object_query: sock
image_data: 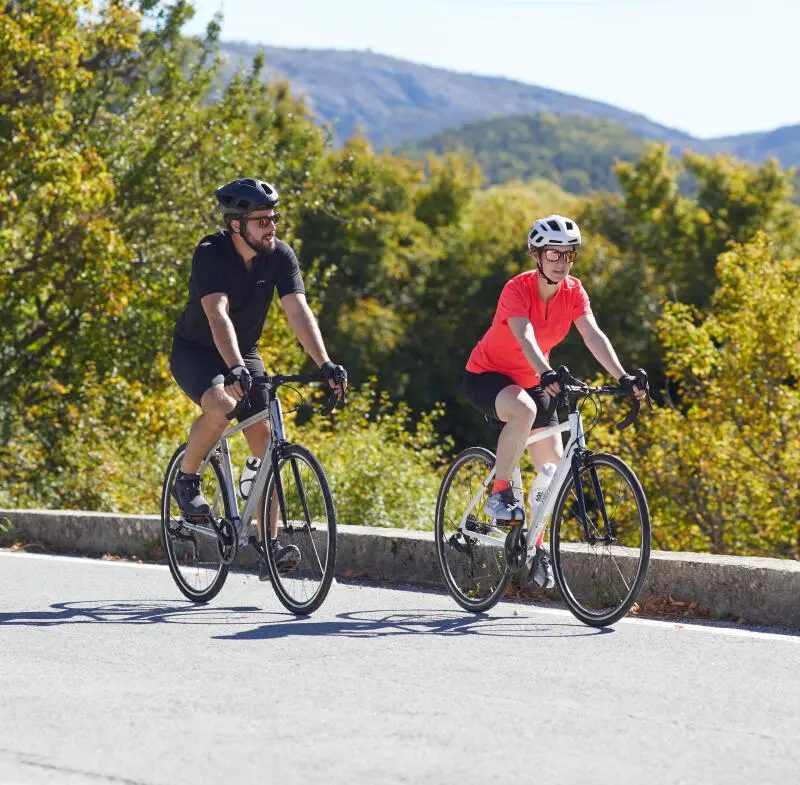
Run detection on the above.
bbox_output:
[492,479,510,494]
[536,531,545,548]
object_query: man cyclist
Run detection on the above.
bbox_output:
[170,177,347,579]
[463,214,645,589]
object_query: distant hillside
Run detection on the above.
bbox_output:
[214,42,800,178]
[399,113,647,193]
[217,42,705,151]
[711,124,800,169]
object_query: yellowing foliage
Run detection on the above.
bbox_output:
[591,235,800,556]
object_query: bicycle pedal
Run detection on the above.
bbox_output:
[182,513,211,523]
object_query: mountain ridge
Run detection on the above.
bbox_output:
[215,42,800,168]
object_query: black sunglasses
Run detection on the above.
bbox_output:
[245,212,280,228]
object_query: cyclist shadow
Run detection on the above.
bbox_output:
[0,599,264,627]
[213,608,613,641]
[0,602,611,639]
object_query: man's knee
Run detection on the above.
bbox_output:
[200,385,237,422]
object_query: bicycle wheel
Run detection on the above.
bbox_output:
[435,447,512,613]
[550,452,650,627]
[262,444,336,615]
[160,443,232,603]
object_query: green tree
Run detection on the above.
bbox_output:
[0,0,329,508]
[577,144,800,391]
[590,234,800,556]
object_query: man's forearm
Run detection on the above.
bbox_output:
[208,314,244,368]
[286,305,329,367]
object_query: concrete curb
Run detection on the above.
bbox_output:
[2,508,799,630]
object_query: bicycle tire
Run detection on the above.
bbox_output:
[160,443,231,603]
[550,452,650,627]
[262,444,337,615]
[435,446,512,613]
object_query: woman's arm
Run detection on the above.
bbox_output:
[507,317,551,375]
[574,313,626,379]
[507,316,560,395]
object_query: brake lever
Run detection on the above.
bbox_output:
[635,368,654,411]
[321,392,339,416]
[224,393,250,421]
[615,397,640,431]
[616,367,652,430]
[321,370,348,416]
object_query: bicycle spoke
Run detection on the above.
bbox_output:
[160,445,231,603]
[552,453,650,626]
[264,446,336,615]
[435,447,511,612]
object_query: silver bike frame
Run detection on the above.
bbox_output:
[182,393,286,546]
[455,408,588,554]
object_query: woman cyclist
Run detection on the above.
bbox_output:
[463,214,645,588]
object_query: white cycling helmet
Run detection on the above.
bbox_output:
[527,215,582,250]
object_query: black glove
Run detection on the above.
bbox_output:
[321,361,347,384]
[224,365,252,394]
[539,369,559,388]
[618,373,638,391]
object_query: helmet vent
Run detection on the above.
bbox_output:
[527,214,581,250]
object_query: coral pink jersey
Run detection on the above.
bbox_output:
[466,270,592,387]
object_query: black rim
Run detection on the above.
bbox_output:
[263,446,336,614]
[160,445,230,602]
[552,454,650,626]
[435,448,511,612]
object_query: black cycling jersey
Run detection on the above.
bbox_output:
[173,231,305,351]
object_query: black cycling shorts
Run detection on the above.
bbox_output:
[463,370,558,429]
[169,336,269,422]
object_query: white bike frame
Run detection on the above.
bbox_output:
[455,407,588,559]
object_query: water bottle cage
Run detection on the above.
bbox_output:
[239,457,262,499]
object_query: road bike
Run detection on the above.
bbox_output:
[435,366,652,627]
[160,370,344,615]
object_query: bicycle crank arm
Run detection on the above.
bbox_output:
[456,523,509,548]
[178,518,221,540]
[504,526,526,570]
[248,535,268,562]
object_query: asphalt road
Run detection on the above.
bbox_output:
[1,551,799,785]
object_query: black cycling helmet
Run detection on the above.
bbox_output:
[214,178,279,224]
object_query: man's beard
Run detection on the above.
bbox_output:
[243,227,274,254]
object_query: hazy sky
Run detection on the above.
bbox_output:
[181,0,798,140]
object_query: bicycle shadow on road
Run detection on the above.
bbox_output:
[213,608,613,641]
[0,601,612,640]
[0,599,266,627]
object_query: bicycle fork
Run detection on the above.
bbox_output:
[570,449,615,545]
